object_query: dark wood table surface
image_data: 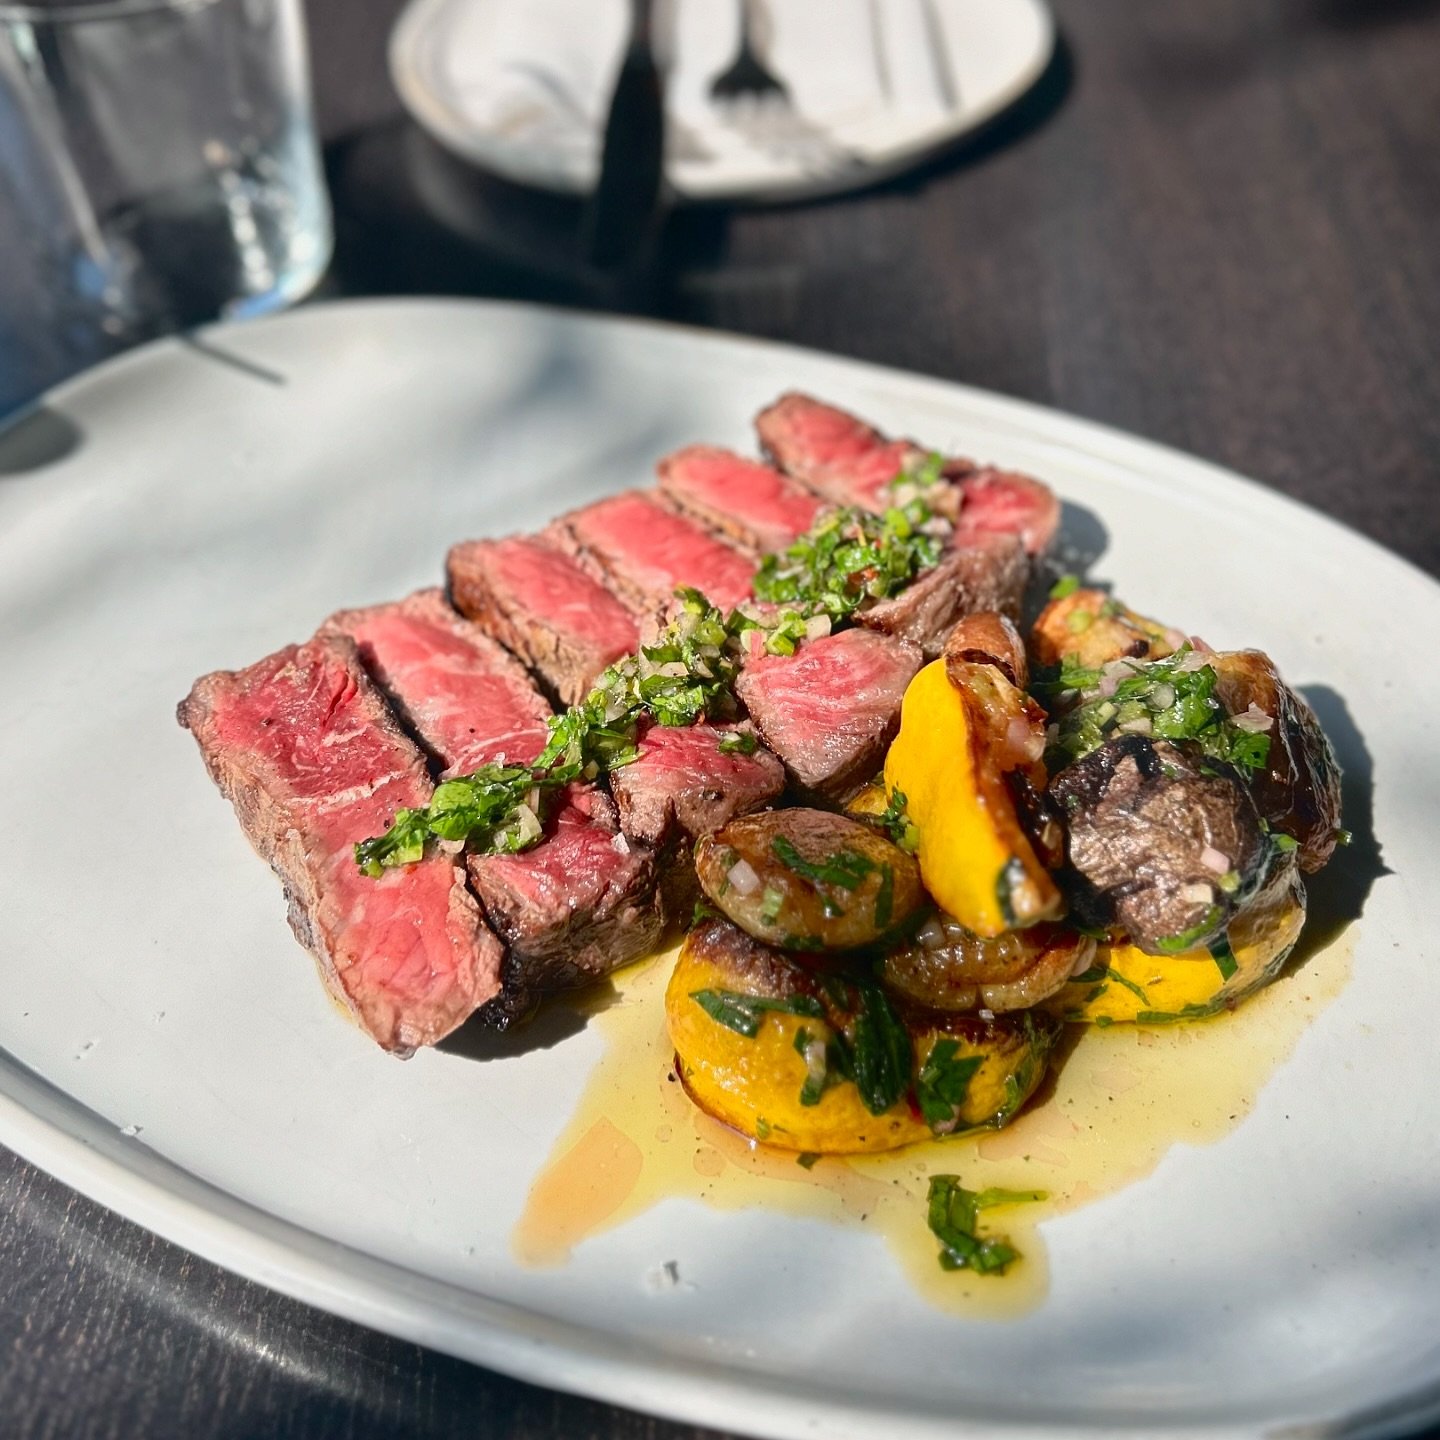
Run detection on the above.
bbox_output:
[4,1,1440,1436]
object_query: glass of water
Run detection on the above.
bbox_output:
[0,0,331,360]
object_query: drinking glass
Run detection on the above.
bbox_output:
[0,0,332,383]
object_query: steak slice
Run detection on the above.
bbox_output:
[756,392,930,512]
[323,588,549,776]
[468,787,663,1014]
[609,719,786,847]
[545,490,756,614]
[956,468,1060,556]
[446,535,639,705]
[322,590,661,1017]
[657,445,825,557]
[177,635,504,1055]
[736,629,923,802]
[856,533,1029,658]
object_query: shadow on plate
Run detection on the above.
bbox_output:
[438,977,624,1062]
[0,405,82,477]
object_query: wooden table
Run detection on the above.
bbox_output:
[4,1,1439,1435]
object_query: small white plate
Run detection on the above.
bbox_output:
[388,0,1055,203]
[1,299,1437,1440]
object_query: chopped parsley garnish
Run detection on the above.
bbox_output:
[915,1040,984,1132]
[771,836,875,892]
[360,458,955,875]
[1154,904,1223,954]
[689,988,824,1038]
[875,788,919,852]
[874,863,895,930]
[796,1152,820,1169]
[1101,966,1150,1005]
[849,983,914,1117]
[926,1176,1045,1275]
[1271,832,1299,853]
[1048,573,1081,600]
[1209,938,1239,981]
[1046,646,1271,777]
[752,492,948,620]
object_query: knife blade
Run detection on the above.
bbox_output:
[585,0,665,270]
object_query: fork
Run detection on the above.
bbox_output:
[708,0,862,179]
[709,0,789,107]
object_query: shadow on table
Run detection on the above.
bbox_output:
[0,405,82,476]
[1312,0,1440,29]
[322,32,1075,318]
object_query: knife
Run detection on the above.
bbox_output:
[585,0,665,270]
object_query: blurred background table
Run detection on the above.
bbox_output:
[4,1,1439,1436]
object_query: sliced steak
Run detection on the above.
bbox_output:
[177,635,504,1055]
[657,445,825,557]
[468,787,663,1014]
[446,535,639,705]
[736,628,923,801]
[609,719,786,847]
[323,588,549,776]
[856,532,1028,658]
[545,490,756,614]
[322,590,661,1015]
[755,392,926,512]
[956,468,1060,556]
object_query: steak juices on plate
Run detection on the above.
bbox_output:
[180,393,1340,1185]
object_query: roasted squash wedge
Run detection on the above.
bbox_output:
[1043,859,1306,1025]
[667,917,1059,1153]
[883,659,1061,937]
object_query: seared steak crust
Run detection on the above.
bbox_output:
[468,787,663,1011]
[857,533,1028,657]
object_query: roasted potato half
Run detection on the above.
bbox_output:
[667,917,1059,1153]
[1044,857,1306,1025]
[695,808,924,952]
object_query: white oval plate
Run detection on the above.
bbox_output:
[388,0,1054,203]
[0,299,1436,1440]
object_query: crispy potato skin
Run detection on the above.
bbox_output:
[666,919,1057,1153]
[1044,857,1306,1024]
[1211,650,1344,873]
[695,809,923,952]
[882,922,1094,1014]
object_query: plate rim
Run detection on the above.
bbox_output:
[385,0,1057,206]
[4,294,1439,1440]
